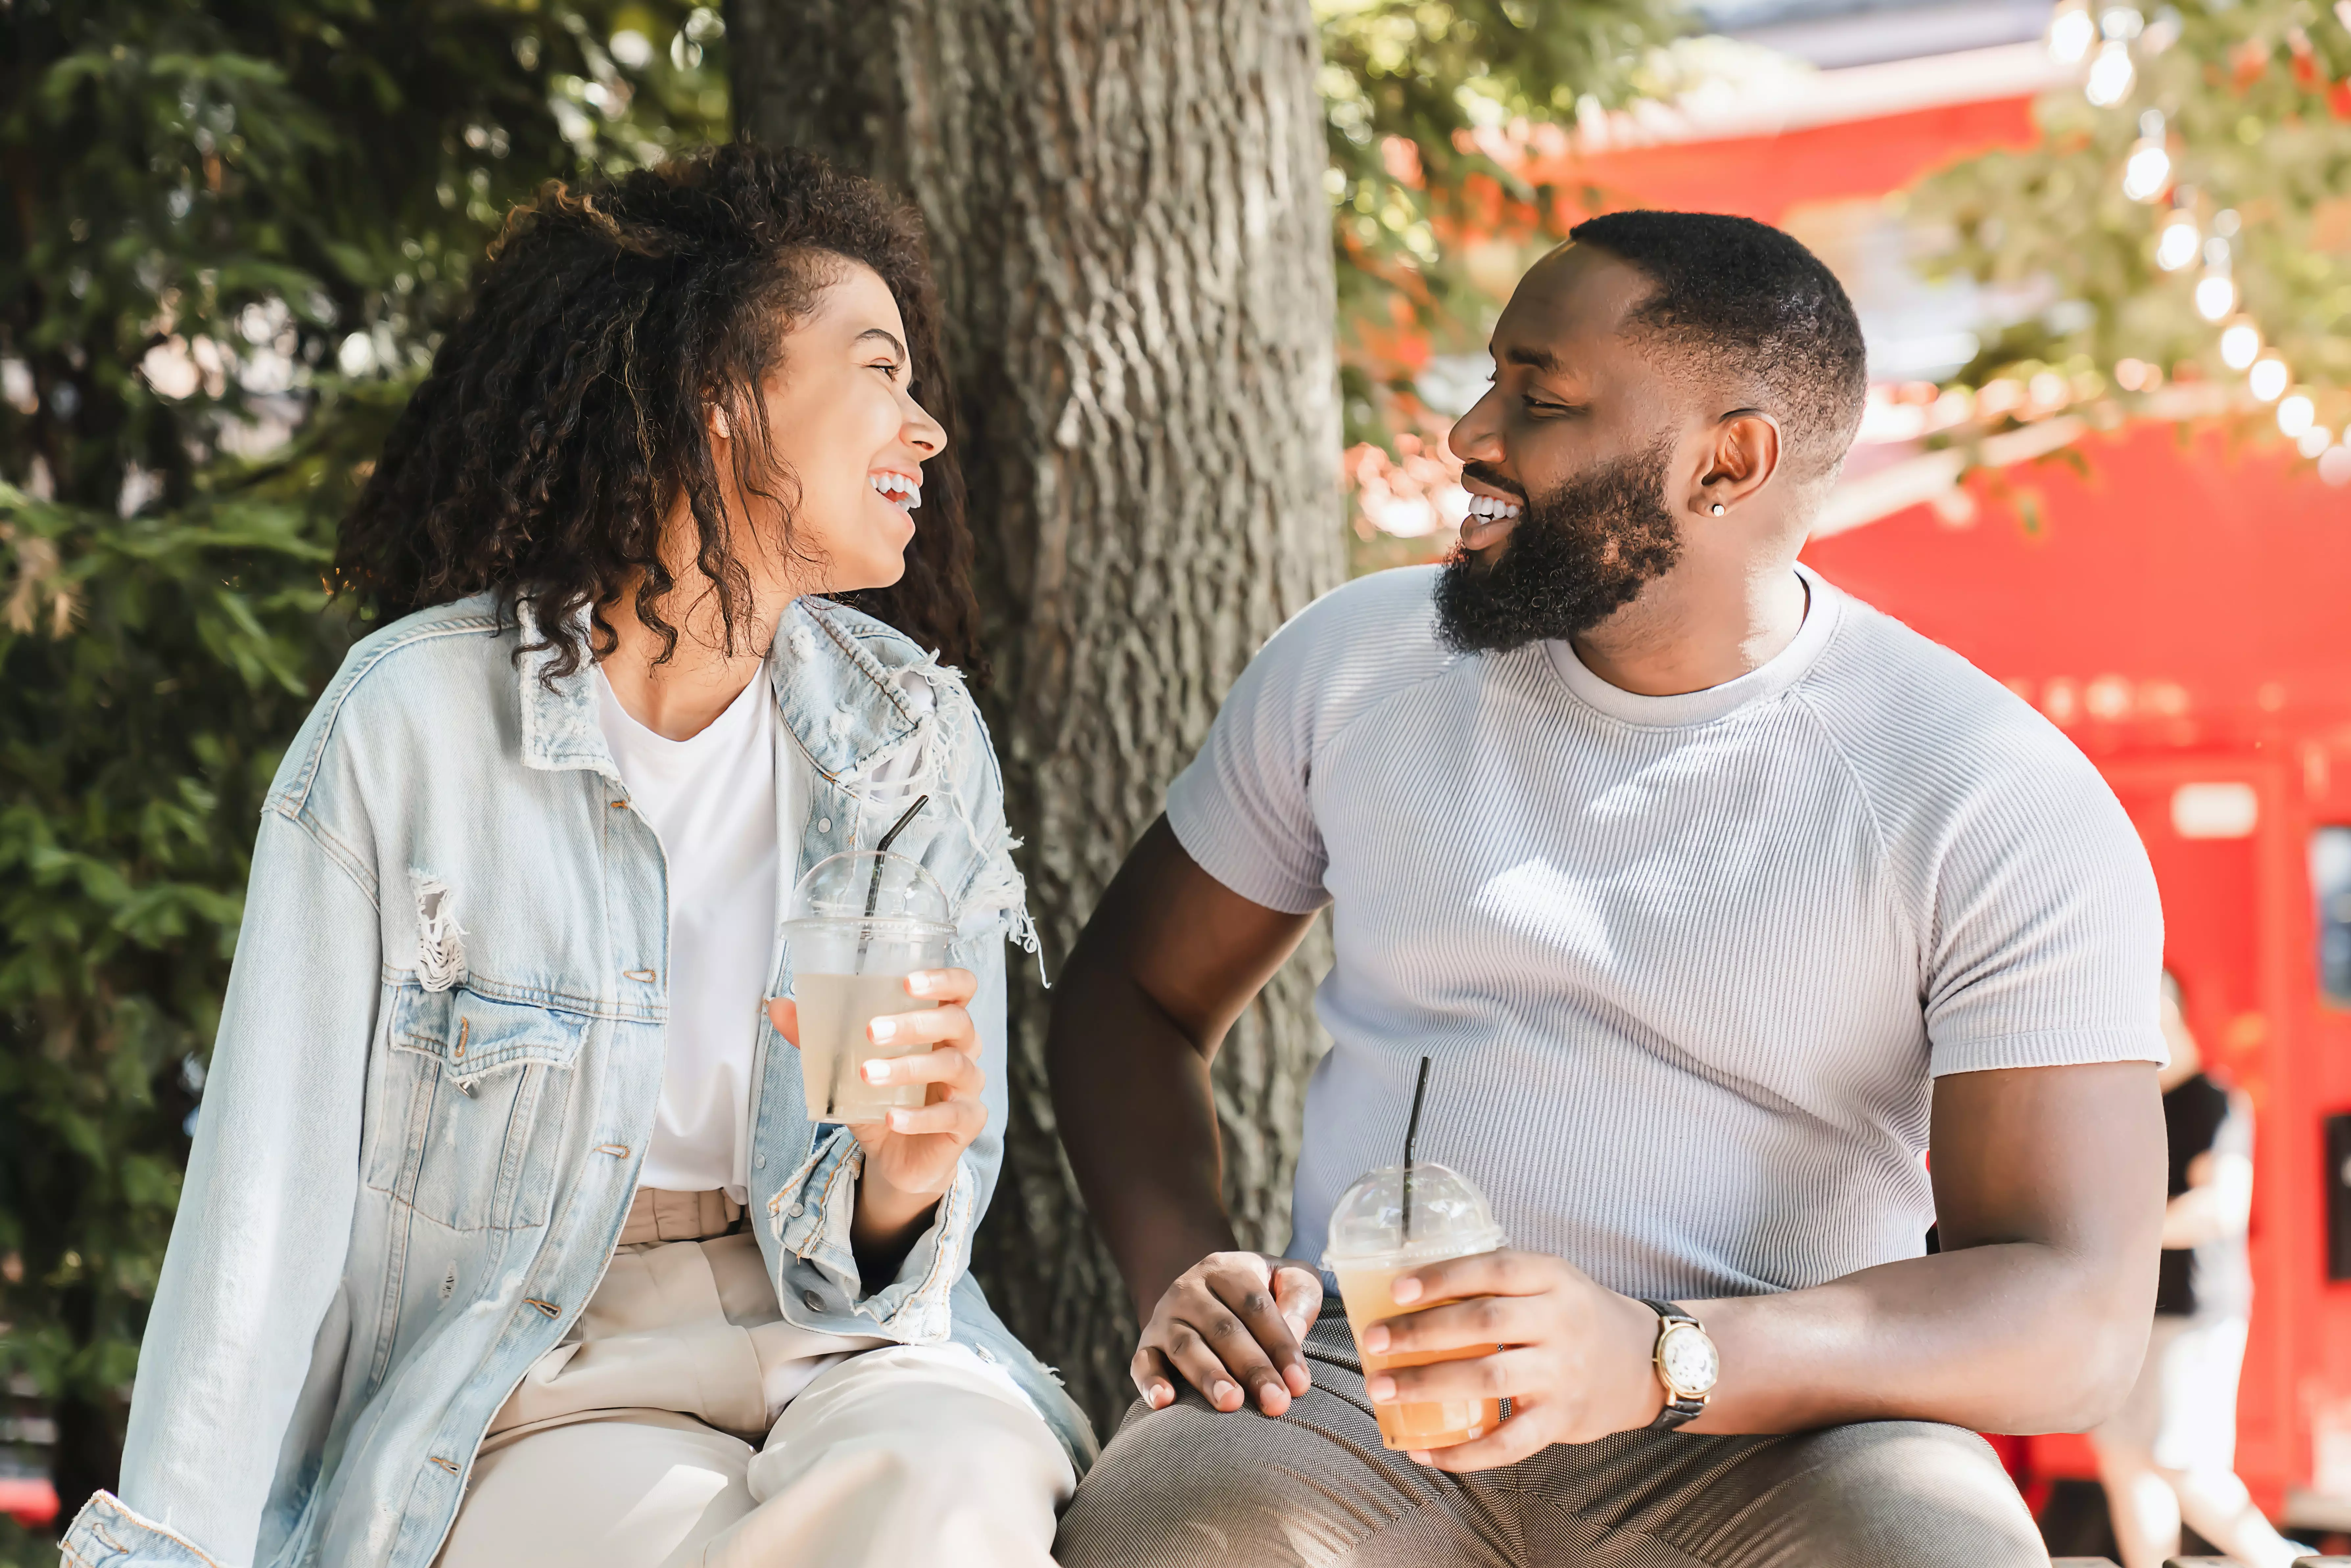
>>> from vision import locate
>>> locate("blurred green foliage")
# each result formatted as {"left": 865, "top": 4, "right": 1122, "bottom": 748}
{"left": 0, "top": 0, "right": 724, "bottom": 1533}
{"left": 1911, "top": 0, "right": 2351, "bottom": 431}
{"left": 1317, "top": 0, "right": 1682, "bottom": 449}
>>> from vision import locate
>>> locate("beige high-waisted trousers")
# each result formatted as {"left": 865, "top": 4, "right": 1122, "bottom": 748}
{"left": 435, "top": 1189, "right": 1075, "bottom": 1568}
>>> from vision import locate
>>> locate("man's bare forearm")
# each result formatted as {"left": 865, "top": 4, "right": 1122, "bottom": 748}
{"left": 1684, "top": 1059, "right": 2165, "bottom": 1436}
{"left": 1048, "top": 959, "right": 1236, "bottom": 1317}
{"left": 1683, "top": 1238, "right": 2154, "bottom": 1435}
{"left": 1047, "top": 819, "right": 1319, "bottom": 1319}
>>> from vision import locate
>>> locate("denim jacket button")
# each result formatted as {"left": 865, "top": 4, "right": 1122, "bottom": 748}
{"left": 788, "top": 1202, "right": 805, "bottom": 1217}
{"left": 802, "top": 1288, "right": 826, "bottom": 1311}
{"left": 818, "top": 817, "right": 832, "bottom": 833}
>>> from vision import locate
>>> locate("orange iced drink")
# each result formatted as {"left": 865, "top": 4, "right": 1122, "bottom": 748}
{"left": 1322, "top": 1159, "right": 1509, "bottom": 1452}
{"left": 1333, "top": 1260, "right": 1502, "bottom": 1449}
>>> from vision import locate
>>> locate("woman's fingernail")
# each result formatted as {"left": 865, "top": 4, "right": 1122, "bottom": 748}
{"left": 1212, "top": 1381, "right": 1237, "bottom": 1407}
{"left": 1150, "top": 1383, "right": 1172, "bottom": 1408}
{"left": 1366, "top": 1375, "right": 1395, "bottom": 1401}
{"left": 1391, "top": 1277, "right": 1422, "bottom": 1304}
{"left": 1409, "top": 1450, "right": 1434, "bottom": 1466}
{"left": 861, "top": 1059, "right": 889, "bottom": 1083}
{"left": 906, "top": 970, "right": 938, "bottom": 997}
{"left": 1363, "top": 1326, "right": 1390, "bottom": 1353}
{"left": 1287, "top": 1365, "right": 1311, "bottom": 1395}
{"left": 869, "top": 1017, "right": 898, "bottom": 1043}
{"left": 886, "top": 1110, "right": 910, "bottom": 1131}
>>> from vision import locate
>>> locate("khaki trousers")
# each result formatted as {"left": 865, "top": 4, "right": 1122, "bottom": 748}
{"left": 436, "top": 1190, "right": 1074, "bottom": 1568}
{"left": 1057, "top": 1315, "right": 2047, "bottom": 1568}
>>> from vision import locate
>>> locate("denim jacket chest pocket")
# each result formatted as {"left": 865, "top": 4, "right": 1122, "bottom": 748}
{"left": 366, "top": 982, "right": 591, "bottom": 1233}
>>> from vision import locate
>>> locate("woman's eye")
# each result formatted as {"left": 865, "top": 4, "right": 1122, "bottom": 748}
{"left": 870, "top": 360, "right": 902, "bottom": 380}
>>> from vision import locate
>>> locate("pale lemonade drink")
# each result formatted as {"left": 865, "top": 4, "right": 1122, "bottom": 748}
{"left": 1322, "top": 1159, "right": 1508, "bottom": 1452}
{"left": 783, "top": 849, "right": 953, "bottom": 1126}
{"left": 795, "top": 973, "right": 937, "bottom": 1124}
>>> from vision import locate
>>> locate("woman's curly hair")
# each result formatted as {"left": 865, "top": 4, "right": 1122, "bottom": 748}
{"left": 336, "top": 142, "right": 983, "bottom": 683}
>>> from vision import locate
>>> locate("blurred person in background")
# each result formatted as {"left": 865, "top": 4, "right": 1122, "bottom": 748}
{"left": 2091, "top": 971, "right": 2310, "bottom": 1568}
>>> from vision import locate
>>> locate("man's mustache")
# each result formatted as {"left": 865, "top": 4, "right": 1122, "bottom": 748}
{"left": 1459, "top": 462, "right": 1528, "bottom": 503}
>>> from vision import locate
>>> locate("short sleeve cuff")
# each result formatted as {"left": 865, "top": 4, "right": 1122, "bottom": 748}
{"left": 1928, "top": 1026, "right": 2168, "bottom": 1078}
{"left": 1165, "top": 769, "right": 1329, "bottom": 915}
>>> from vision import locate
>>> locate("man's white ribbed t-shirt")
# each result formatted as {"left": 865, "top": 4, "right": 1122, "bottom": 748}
{"left": 1165, "top": 564, "right": 2165, "bottom": 1301}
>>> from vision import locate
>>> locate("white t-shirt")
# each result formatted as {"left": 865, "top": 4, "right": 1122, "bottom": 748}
{"left": 597, "top": 665, "right": 786, "bottom": 1202}
{"left": 1165, "top": 563, "right": 2165, "bottom": 1301}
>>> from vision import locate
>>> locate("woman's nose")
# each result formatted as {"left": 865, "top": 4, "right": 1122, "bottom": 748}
{"left": 906, "top": 397, "right": 948, "bottom": 456}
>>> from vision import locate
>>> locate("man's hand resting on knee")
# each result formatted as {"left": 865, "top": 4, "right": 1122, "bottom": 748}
{"left": 1133, "top": 1251, "right": 1324, "bottom": 1416}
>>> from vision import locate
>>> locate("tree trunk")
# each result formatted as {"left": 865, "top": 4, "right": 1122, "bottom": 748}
{"left": 731, "top": 0, "right": 1343, "bottom": 1431}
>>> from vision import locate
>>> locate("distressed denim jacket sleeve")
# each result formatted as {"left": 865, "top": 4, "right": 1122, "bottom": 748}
{"left": 71, "top": 807, "right": 379, "bottom": 1568}
{"left": 764, "top": 673, "right": 1025, "bottom": 1346}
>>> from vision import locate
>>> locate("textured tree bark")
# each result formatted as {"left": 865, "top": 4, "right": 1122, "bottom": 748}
{"left": 731, "top": 0, "right": 1345, "bottom": 1431}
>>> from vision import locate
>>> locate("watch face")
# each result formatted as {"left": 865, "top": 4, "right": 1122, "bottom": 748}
{"left": 1660, "top": 1323, "right": 1720, "bottom": 1396}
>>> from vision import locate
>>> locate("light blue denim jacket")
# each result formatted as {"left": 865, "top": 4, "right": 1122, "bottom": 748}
{"left": 61, "top": 593, "right": 1095, "bottom": 1568}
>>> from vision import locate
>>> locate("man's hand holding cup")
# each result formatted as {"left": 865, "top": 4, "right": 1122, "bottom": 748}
{"left": 1358, "top": 1248, "right": 1668, "bottom": 1470}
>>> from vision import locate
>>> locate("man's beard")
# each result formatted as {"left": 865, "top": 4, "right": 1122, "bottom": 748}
{"left": 1434, "top": 441, "right": 1684, "bottom": 655}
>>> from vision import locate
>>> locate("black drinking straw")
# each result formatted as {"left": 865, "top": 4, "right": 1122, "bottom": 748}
{"left": 1401, "top": 1055, "right": 1432, "bottom": 1240}
{"left": 851, "top": 794, "right": 931, "bottom": 974}
{"left": 864, "top": 794, "right": 931, "bottom": 916}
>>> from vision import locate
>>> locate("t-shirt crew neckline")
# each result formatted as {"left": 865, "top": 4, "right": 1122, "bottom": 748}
{"left": 594, "top": 663, "right": 770, "bottom": 755}
{"left": 1540, "top": 563, "right": 1842, "bottom": 729}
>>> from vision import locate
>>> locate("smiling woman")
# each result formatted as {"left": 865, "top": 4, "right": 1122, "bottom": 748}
{"left": 63, "top": 144, "right": 1091, "bottom": 1568}
{"left": 335, "top": 143, "right": 982, "bottom": 685}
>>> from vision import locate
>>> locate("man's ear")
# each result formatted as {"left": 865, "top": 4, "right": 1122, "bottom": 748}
{"left": 1691, "top": 411, "right": 1780, "bottom": 518}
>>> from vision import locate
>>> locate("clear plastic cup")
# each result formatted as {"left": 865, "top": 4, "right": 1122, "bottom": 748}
{"left": 1322, "top": 1160, "right": 1508, "bottom": 1451}
{"left": 784, "top": 850, "right": 953, "bottom": 1125}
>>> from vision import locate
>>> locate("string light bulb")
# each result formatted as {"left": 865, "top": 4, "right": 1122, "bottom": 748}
{"left": 2196, "top": 273, "right": 2237, "bottom": 321}
{"left": 2249, "top": 356, "right": 2290, "bottom": 402}
{"left": 2277, "top": 393, "right": 2315, "bottom": 437}
{"left": 2220, "top": 319, "right": 2262, "bottom": 370}
{"left": 2049, "top": 0, "right": 2096, "bottom": 63}
{"left": 2122, "top": 110, "right": 2169, "bottom": 202}
{"left": 2086, "top": 40, "right": 2136, "bottom": 106}
{"left": 2299, "top": 425, "right": 2336, "bottom": 459}
{"left": 2156, "top": 214, "right": 2199, "bottom": 270}
{"left": 2123, "top": 139, "right": 2170, "bottom": 201}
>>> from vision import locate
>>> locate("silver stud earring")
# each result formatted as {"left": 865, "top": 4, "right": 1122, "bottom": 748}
{"left": 1710, "top": 501, "right": 1726, "bottom": 516}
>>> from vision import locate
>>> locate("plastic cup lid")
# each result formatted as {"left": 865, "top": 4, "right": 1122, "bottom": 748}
{"left": 788, "top": 850, "right": 952, "bottom": 930}
{"left": 1319, "top": 1160, "right": 1505, "bottom": 1271}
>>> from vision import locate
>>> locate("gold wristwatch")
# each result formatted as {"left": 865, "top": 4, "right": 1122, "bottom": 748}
{"left": 1640, "top": 1298, "right": 1719, "bottom": 1432}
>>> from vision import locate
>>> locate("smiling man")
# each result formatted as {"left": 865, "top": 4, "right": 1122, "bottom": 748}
{"left": 1047, "top": 212, "right": 2170, "bottom": 1568}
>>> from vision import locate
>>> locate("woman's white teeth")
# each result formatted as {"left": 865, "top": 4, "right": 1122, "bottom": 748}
{"left": 1466, "top": 493, "right": 1523, "bottom": 521}
{"left": 869, "top": 472, "right": 921, "bottom": 511}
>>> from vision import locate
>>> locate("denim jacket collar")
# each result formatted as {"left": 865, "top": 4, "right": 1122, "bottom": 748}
{"left": 514, "top": 595, "right": 925, "bottom": 784}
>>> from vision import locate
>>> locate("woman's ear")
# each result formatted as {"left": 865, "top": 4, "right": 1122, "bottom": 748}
{"left": 707, "top": 401, "right": 733, "bottom": 440}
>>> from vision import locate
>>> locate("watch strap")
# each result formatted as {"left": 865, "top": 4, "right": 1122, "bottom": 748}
{"left": 1640, "top": 1298, "right": 1708, "bottom": 1433}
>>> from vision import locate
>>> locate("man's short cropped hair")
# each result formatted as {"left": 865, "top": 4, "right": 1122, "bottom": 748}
{"left": 1567, "top": 210, "right": 1869, "bottom": 488}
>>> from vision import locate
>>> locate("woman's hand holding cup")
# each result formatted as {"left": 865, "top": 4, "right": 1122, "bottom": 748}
{"left": 765, "top": 966, "right": 985, "bottom": 1243}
